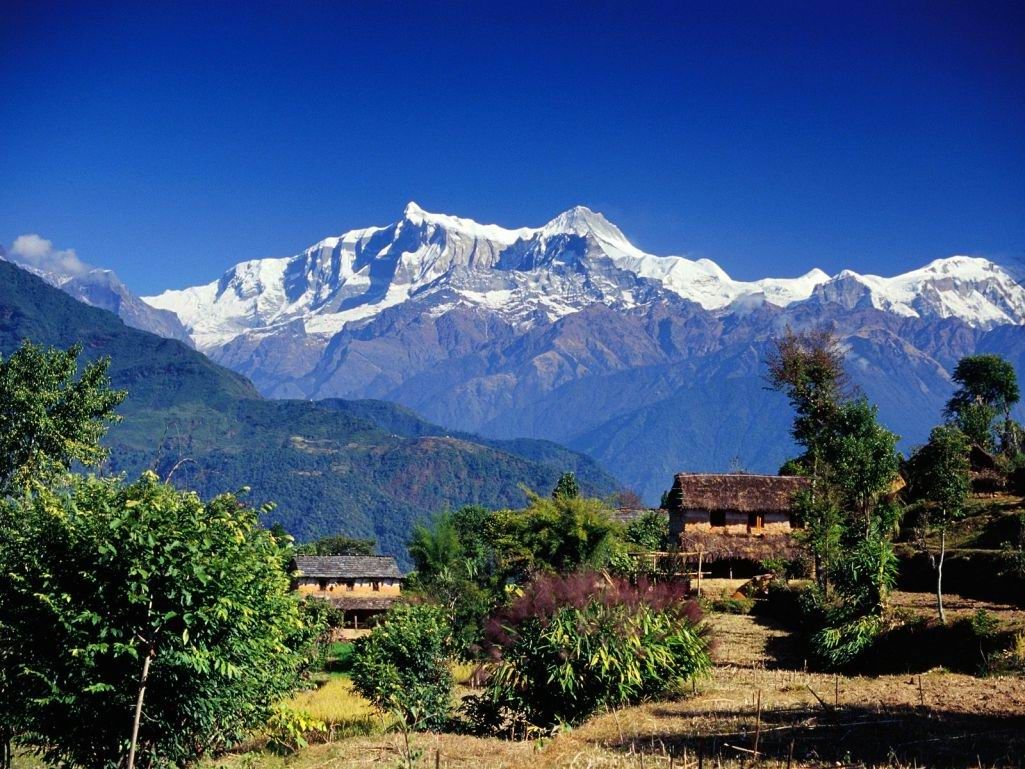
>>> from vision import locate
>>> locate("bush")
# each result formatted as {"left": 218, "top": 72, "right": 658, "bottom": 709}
{"left": 705, "top": 595, "right": 754, "bottom": 614}
{"left": 472, "top": 572, "right": 710, "bottom": 732}
{"left": 350, "top": 603, "right": 453, "bottom": 732}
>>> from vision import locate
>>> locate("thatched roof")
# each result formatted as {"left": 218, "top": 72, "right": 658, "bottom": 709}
{"left": 325, "top": 595, "right": 398, "bottom": 611}
{"left": 679, "top": 530, "right": 804, "bottom": 563}
{"left": 611, "top": 507, "right": 657, "bottom": 525}
{"left": 293, "top": 555, "right": 402, "bottom": 580}
{"left": 665, "top": 473, "right": 810, "bottom": 514}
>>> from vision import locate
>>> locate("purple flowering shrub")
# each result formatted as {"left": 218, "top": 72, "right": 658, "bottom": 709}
{"left": 468, "top": 571, "right": 710, "bottom": 733}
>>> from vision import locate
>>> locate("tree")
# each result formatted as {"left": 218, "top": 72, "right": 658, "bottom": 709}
{"left": 493, "top": 491, "right": 626, "bottom": 577}
{"left": 350, "top": 603, "right": 454, "bottom": 732}
{"left": 623, "top": 510, "right": 669, "bottom": 552}
{"left": 820, "top": 398, "right": 901, "bottom": 532}
{"left": 551, "top": 471, "right": 580, "bottom": 500}
{"left": 296, "top": 533, "right": 376, "bottom": 556}
{"left": 0, "top": 472, "right": 319, "bottom": 768}
{"left": 907, "top": 426, "right": 972, "bottom": 623}
{"left": 945, "top": 354, "right": 1021, "bottom": 452}
{"left": 0, "top": 341, "right": 125, "bottom": 493}
{"left": 767, "top": 328, "right": 847, "bottom": 473}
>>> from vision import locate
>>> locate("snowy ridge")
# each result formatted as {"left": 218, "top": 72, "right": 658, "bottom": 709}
{"left": 144, "top": 203, "right": 1025, "bottom": 351}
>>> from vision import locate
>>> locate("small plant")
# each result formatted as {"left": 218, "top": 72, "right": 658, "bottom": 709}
{"left": 350, "top": 603, "right": 454, "bottom": 732}
{"left": 265, "top": 704, "right": 326, "bottom": 753}
{"left": 705, "top": 594, "right": 755, "bottom": 614}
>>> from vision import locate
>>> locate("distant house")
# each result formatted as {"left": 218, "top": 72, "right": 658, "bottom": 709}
{"left": 291, "top": 555, "right": 403, "bottom": 628}
{"left": 664, "top": 473, "right": 811, "bottom": 542}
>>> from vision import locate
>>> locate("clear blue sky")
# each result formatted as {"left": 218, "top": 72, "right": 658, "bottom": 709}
{"left": 2, "top": 1, "right": 1023, "bottom": 295}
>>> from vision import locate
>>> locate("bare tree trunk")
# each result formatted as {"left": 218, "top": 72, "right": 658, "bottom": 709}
{"left": 127, "top": 649, "right": 153, "bottom": 769}
{"left": 936, "top": 529, "right": 946, "bottom": 625}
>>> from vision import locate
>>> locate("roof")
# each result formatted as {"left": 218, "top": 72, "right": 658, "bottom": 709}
{"left": 611, "top": 507, "right": 659, "bottom": 525}
{"left": 665, "top": 473, "right": 810, "bottom": 514}
{"left": 293, "top": 555, "right": 403, "bottom": 580}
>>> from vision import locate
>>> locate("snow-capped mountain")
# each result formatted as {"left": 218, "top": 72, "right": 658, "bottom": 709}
{"left": 107, "top": 204, "right": 1025, "bottom": 500}
{"left": 2, "top": 236, "right": 191, "bottom": 344}
{"left": 146, "top": 203, "right": 1024, "bottom": 356}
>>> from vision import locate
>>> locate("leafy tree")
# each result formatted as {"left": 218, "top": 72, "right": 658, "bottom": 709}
{"left": 296, "top": 533, "right": 376, "bottom": 556}
{"left": 474, "top": 572, "right": 709, "bottom": 731}
{"left": 493, "top": 491, "right": 626, "bottom": 577}
{"left": 820, "top": 398, "right": 900, "bottom": 532}
{"left": 945, "top": 354, "right": 1021, "bottom": 452}
{"left": 623, "top": 509, "right": 669, "bottom": 552}
{"left": 907, "top": 426, "right": 972, "bottom": 623}
{"left": 0, "top": 341, "right": 125, "bottom": 493}
{"left": 551, "top": 471, "right": 580, "bottom": 500}
{"left": 350, "top": 603, "right": 454, "bottom": 732}
{"left": 767, "top": 328, "right": 847, "bottom": 473}
{"left": 0, "top": 472, "right": 319, "bottom": 768}
{"left": 408, "top": 512, "right": 463, "bottom": 583}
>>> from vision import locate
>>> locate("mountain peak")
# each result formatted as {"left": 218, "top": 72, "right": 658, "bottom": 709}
{"left": 403, "top": 200, "right": 428, "bottom": 221}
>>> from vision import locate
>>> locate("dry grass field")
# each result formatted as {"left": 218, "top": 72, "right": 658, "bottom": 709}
{"left": 194, "top": 590, "right": 1025, "bottom": 769}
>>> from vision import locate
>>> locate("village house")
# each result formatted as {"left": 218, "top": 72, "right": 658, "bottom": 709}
{"left": 291, "top": 554, "right": 403, "bottom": 628}
{"left": 662, "top": 472, "right": 811, "bottom": 574}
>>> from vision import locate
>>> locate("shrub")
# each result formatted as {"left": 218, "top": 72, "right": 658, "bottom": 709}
{"left": 705, "top": 594, "right": 755, "bottom": 614}
{"left": 350, "top": 603, "right": 453, "bottom": 732}
{"left": 473, "top": 572, "right": 710, "bottom": 731}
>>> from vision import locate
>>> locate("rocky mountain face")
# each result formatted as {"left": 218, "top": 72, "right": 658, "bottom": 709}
{"left": 142, "top": 204, "right": 1025, "bottom": 501}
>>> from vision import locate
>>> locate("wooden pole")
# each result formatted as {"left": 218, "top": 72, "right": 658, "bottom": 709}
{"left": 127, "top": 649, "right": 153, "bottom": 769}
{"left": 752, "top": 689, "right": 762, "bottom": 759}
{"left": 697, "top": 549, "right": 704, "bottom": 597}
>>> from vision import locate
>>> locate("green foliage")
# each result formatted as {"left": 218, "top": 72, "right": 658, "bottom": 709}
{"left": 945, "top": 354, "right": 1021, "bottom": 451}
{"left": 492, "top": 491, "right": 627, "bottom": 577}
{"left": 551, "top": 471, "right": 580, "bottom": 500}
{"left": 907, "top": 426, "right": 972, "bottom": 520}
{"left": 820, "top": 398, "right": 901, "bottom": 524}
{"left": 0, "top": 472, "right": 320, "bottom": 768}
{"left": 474, "top": 572, "right": 710, "bottom": 731}
{"left": 623, "top": 510, "right": 669, "bottom": 552}
{"left": 265, "top": 705, "right": 326, "bottom": 754}
{"left": 0, "top": 341, "right": 125, "bottom": 492}
{"left": 296, "top": 534, "right": 377, "bottom": 556}
{"left": 350, "top": 603, "right": 454, "bottom": 732}
{"left": 705, "top": 595, "right": 755, "bottom": 614}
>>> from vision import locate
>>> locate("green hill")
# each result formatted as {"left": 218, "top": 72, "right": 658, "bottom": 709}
{"left": 0, "top": 260, "right": 620, "bottom": 563}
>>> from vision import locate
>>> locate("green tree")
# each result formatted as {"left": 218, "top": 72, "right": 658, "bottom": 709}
{"left": 350, "top": 603, "right": 453, "bottom": 732}
{"left": 0, "top": 472, "right": 319, "bottom": 768}
{"left": 821, "top": 398, "right": 901, "bottom": 532}
{"left": 296, "top": 533, "right": 376, "bottom": 556}
{"left": 907, "top": 426, "right": 972, "bottom": 623}
{"left": 623, "top": 509, "right": 669, "bottom": 552}
{"left": 551, "top": 471, "right": 580, "bottom": 500}
{"left": 494, "top": 491, "right": 626, "bottom": 576}
{"left": 945, "top": 354, "right": 1021, "bottom": 452}
{"left": 0, "top": 341, "right": 125, "bottom": 492}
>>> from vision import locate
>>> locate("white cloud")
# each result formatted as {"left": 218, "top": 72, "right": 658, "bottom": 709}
{"left": 8, "top": 233, "right": 91, "bottom": 277}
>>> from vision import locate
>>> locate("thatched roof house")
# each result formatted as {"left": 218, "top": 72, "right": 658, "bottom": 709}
{"left": 664, "top": 473, "right": 810, "bottom": 542}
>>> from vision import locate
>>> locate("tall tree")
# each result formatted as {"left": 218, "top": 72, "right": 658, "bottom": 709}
{"left": 552, "top": 471, "right": 581, "bottom": 500}
{"left": 945, "top": 354, "right": 1021, "bottom": 452}
{"left": 0, "top": 341, "right": 125, "bottom": 492}
{"left": 907, "top": 426, "right": 972, "bottom": 624}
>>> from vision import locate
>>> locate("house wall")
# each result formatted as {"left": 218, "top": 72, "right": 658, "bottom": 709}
{"left": 296, "top": 577, "right": 402, "bottom": 596}
{"left": 670, "top": 507, "right": 792, "bottom": 538}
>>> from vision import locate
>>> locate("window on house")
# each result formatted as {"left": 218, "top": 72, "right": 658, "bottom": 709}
{"left": 372, "top": 581, "right": 380, "bottom": 592}
{"left": 318, "top": 578, "right": 328, "bottom": 590}
{"left": 748, "top": 512, "right": 764, "bottom": 530}
{"left": 710, "top": 509, "right": 726, "bottom": 527}
{"left": 345, "top": 581, "right": 354, "bottom": 591}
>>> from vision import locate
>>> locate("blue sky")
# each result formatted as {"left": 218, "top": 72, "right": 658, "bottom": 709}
{"left": 1, "top": 1, "right": 1023, "bottom": 295}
